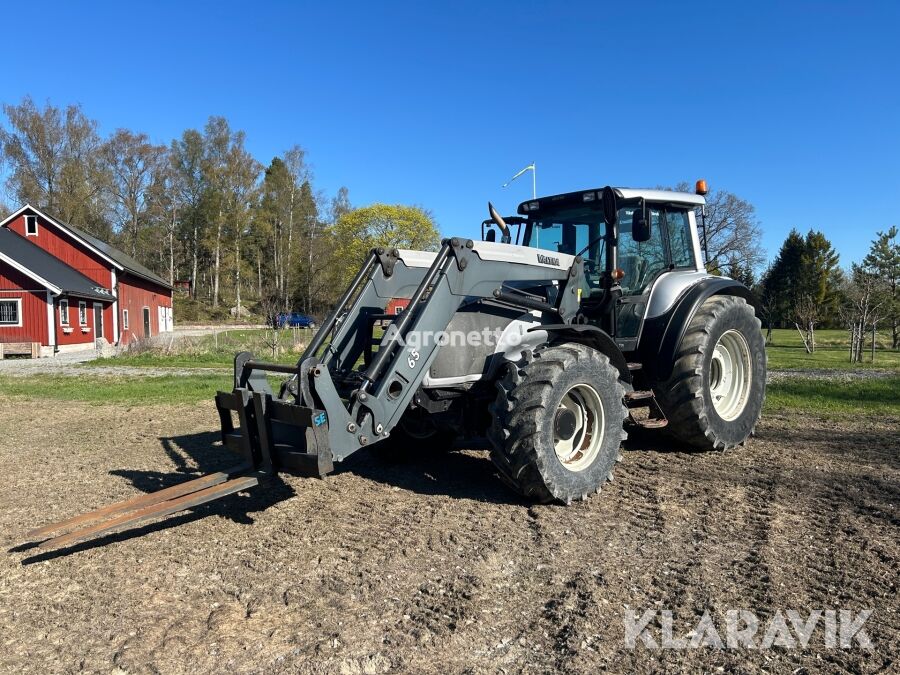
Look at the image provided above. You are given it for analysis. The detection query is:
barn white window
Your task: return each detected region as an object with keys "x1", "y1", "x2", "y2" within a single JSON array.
[
  {"x1": 78, "y1": 301, "x2": 88, "y2": 326},
  {"x1": 0, "y1": 298, "x2": 22, "y2": 326},
  {"x1": 59, "y1": 299, "x2": 69, "y2": 325},
  {"x1": 25, "y1": 215, "x2": 38, "y2": 236},
  {"x1": 122, "y1": 309, "x2": 129, "y2": 330}
]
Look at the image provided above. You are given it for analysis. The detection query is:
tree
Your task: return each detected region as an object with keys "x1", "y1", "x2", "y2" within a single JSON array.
[
  {"x1": 674, "y1": 182, "x2": 764, "y2": 273},
  {"x1": 0, "y1": 96, "x2": 109, "y2": 237},
  {"x1": 170, "y1": 129, "x2": 207, "y2": 296},
  {"x1": 257, "y1": 149, "x2": 313, "y2": 310},
  {"x1": 724, "y1": 255, "x2": 756, "y2": 288},
  {"x1": 760, "y1": 229, "x2": 805, "y2": 327},
  {"x1": 100, "y1": 129, "x2": 167, "y2": 257},
  {"x1": 330, "y1": 186, "x2": 352, "y2": 222},
  {"x1": 199, "y1": 117, "x2": 260, "y2": 309},
  {"x1": 862, "y1": 227, "x2": 900, "y2": 348},
  {"x1": 329, "y1": 204, "x2": 442, "y2": 287},
  {"x1": 842, "y1": 263, "x2": 889, "y2": 363},
  {"x1": 792, "y1": 230, "x2": 840, "y2": 347}
]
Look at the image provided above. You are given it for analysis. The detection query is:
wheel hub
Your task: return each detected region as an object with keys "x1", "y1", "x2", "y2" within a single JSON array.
[
  {"x1": 708, "y1": 329, "x2": 752, "y2": 421},
  {"x1": 553, "y1": 384, "x2": 605, "y2": 473},
  {"x1": 554, "y1": 408, "x2": 578, "y2": 441}
]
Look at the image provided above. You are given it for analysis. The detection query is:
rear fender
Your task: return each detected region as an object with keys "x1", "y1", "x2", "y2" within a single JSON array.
[{"x1": 639, "y1": 277, "x2": 756, "y2": 381}]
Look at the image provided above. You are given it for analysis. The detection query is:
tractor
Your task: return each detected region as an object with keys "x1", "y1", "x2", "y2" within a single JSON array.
[{"x1": 25, "y1": 182, "x2": 766, "y2": 550}]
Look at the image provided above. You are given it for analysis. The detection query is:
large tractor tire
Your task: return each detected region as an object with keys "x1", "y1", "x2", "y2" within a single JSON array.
[
  {"x1": 655, "y1": 295, "x2": 766, "y2": 450},
  {"x1": 488, "y1": 343, "x2": 628, "y2": 504}
]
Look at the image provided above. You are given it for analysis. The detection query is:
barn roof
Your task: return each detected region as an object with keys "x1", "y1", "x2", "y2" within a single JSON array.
[
  {"x1": 0, "y1": 227, "x2": 114, "y2": 301},
  {"x1": 0, "y1": 204, "x2": 173, "y2": 290},
  {"x1": 63, "y1": 220, "x2": 173, "y2": 290}
]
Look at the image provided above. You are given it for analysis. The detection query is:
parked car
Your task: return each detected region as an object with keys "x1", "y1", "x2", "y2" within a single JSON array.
[{"x1": 275, "y1": 312, "x2": 317, "y2": 329}]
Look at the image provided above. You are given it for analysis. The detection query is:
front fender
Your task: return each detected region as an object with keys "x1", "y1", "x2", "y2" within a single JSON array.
[{"x1": 531, "y1": 324, "x2": 632, "y2": 385}]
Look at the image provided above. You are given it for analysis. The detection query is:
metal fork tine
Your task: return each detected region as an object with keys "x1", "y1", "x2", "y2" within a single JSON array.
[
  {"x1": 37, "y1": 475, "x2": 260, "y2": 551},
  {"x1": 25, "y1": 465, "x2": 249, "y2": 543}
]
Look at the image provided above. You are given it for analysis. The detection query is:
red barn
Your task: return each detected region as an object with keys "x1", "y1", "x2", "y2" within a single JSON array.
[{"x1": 0, "y1": 205, "x2": 174, "y2": 356}]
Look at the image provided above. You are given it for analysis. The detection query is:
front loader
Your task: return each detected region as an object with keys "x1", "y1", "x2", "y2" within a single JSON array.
[{"x1": 24, "y1": 183, "x2": 766, "y2": 551}]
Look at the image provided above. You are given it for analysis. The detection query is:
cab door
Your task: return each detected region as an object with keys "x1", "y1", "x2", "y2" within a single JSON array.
[{"x1": 614, "y1": 206, "x2": 697, "y2": 350}]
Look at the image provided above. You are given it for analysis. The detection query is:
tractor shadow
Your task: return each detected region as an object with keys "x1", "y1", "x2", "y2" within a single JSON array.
[
  {"x1": 338, "y1": 437, "x2": 530, "y2": 506},
  {"x1": 14, "y1": 431, "x2": 294, "y2": 564}
]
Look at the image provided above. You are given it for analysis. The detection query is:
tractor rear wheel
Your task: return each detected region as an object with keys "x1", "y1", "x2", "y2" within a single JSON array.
[
  {"x1": 488, "y1": 343, "x2": 628, "y2": 504},
  {"x1": 655, "y1": 295, "x2": 765, "y2": 449}
]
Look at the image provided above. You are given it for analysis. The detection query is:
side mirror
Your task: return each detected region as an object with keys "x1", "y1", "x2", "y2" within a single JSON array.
[
  {"x1": 632, "y1": 201, "x2": 651, "y2": 242},
  {"x1": 485, "y1": 228, "x2": 497, "y2": 242},
  {"x1": 602, "y1": 186, "x2": 618, "y2": 227}
]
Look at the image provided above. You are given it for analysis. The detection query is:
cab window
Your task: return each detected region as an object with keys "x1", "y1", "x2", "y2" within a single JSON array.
[
  {"x1": 617, "y1": 206, "x2": 666, "y2": 295},
  {"x1": 665, "y1": 209, "x2": 695, "y2": 268}
]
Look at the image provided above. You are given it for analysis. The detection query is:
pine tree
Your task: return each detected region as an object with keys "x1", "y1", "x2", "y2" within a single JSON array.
[{"x1": 862, "y1": 227, "x2": 900, "y2": 348}]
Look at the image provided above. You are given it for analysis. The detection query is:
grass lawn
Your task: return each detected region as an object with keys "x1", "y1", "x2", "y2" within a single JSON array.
[
  {"x1": 765, "y1": 376, "x2": 900, "y2": 417},
  {"x1": 765, "y1": 328, "x2": 900, "y2": 371},
  {"x1": 90, "y1": 328, "x2": 311, "y2": 369},
  {"x1": 7, "y1": 326, "x2": 894, "y2": 419},
  {"x1": 0, "y1": 373, "x2": 230, "y2": 405}
]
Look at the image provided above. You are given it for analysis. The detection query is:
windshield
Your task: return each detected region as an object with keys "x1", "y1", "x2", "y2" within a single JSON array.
[{"x1": 526, "y1": 204, "x2": 681, "y2": 296}]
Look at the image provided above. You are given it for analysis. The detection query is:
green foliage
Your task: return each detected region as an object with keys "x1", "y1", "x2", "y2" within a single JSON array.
[
  {"x1": 760, "y1": 229, "x2": 842, "y2": 327},
  {"x1": 329, "y1": 203, "x2": 442, "y2": 286},
  {"x1": 724, "y1": 256, "x2": 755, "y2": 288},
  {"x1": 0, "y1": 96, "x2": 111, "y2": 239}
]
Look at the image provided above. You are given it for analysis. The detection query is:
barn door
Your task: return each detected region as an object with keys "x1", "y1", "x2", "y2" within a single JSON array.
[
  {"x1": 93, "y1": 304, "x2": 104, "y2": 341},
  {"x1": 143, "y1": 307, "x2": 151, "y2": 337}
]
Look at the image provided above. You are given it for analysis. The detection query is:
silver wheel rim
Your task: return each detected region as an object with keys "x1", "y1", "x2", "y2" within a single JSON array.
[
  {"x1": 554, "y1": 384, "x2": 605, "y2": 472},
  {"x1": 709, "y1": 329, "x2": 752, "y2": 421}
]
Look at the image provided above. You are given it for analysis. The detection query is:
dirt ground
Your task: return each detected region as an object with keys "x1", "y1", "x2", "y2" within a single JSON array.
[{"x1": 0, "y1": 398, "x2": 897, "y2": 674}]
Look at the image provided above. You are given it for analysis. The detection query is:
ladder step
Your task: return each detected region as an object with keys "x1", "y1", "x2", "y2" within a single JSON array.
[
  {"x1": 625, "y1": 390, "x2": 654, "y2": 403},
  {"x1": 634, "y1": 418, "x2": 668, "y2": 429}
]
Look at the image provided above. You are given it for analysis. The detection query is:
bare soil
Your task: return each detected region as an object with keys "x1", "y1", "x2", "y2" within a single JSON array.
[{"x1": 0, "y1": 398, "x2": 897, "y2": 674}]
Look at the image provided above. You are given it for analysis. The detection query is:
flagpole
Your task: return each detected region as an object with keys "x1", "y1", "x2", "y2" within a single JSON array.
[{"x1": 532, "y1": 162, "x2": 536, "y2": 199}]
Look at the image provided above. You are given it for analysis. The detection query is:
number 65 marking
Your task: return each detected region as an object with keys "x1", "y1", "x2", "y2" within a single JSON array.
[{"x1": 407, "y1": 349, "x2": 420, "y2": 369}]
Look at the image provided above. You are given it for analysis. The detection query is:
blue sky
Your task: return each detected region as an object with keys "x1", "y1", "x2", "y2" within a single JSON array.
[{"x1": 2, "y1": 0, "x2": 898, "y2": 268}]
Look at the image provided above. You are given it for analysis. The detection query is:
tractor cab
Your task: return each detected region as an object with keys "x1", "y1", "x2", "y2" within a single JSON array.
[{"x1": 494, "y1": 186, "x2": 707, "y2": 347}]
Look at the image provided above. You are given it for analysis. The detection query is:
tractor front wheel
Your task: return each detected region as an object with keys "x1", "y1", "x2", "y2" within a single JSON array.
[{"x1": 488, "y1": 343, "x2": 628, "y2": 504}]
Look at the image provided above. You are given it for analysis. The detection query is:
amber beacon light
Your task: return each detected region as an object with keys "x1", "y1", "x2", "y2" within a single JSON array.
[{"x1": 695, "y1": 179, "x2": 709, "y2": 196}]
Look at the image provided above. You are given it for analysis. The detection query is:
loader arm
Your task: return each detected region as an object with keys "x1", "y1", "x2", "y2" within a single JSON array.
[{"x1": 231, "y1": 238, "x2": 585, "y2": 469}]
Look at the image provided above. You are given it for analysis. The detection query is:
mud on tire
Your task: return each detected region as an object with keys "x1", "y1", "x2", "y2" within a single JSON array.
[
  {"x1": 655, "y1": 295, "x2": 766, "y2": 450},
  {"x1": 487, "y1": 343, "x2": 628, "y2": 504}
]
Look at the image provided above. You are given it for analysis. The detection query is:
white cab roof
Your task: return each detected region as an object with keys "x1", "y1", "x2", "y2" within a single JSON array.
[{"x1": 615, "y1": 188, "x2": 706, "y2": 206}]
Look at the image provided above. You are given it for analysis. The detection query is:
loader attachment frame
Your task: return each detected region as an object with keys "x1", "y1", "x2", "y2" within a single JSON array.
[
  {"x1": 219, "y1": 238, "x2": 585, "y2": 471},
  {"x1": 23, "y1": 238, "x2": 584, "y2": 551}
]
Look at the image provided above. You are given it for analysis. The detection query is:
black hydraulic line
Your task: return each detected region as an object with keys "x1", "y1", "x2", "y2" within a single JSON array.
[
  {"x1": 301, "y1": 252, "x2": 379, "y2": 361},
  {"x1": 492, "y1": 289, "x2": 559, "y2": 315},
  {"x1": 244, "y1": 360, "x2": 301, "y2": 375},
  {"x1": 359, "y1": 242, "x2": 452, "y2": 393}
]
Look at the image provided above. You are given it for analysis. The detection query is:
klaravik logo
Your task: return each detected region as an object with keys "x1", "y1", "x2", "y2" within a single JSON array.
[{"x1": 537, "y1": 253, "x2": 560, "y2": 266}]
